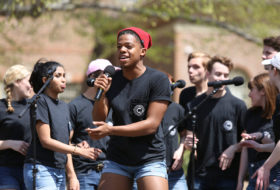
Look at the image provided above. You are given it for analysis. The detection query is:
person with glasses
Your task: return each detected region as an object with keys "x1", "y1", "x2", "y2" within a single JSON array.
[{"x1": 262, "y1": 36, "x2": 280, "y2": 70}]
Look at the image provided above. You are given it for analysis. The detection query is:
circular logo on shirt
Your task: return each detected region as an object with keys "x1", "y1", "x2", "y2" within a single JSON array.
[
  {"x1": 133, "y1": 104, "x2": 145, "y2": 117},
  {"x1": 168, "y1": 125, "x2": 176, "y2": 136},
  {"x1": 223, "y1": 120, "x2": 233, "y2": 131}
]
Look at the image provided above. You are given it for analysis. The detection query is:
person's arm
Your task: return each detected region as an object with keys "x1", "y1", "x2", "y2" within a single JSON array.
[
  {"x1": 171, "y1": 142, "x2": 185, "y2": 171},
  {"x1": 241, "y1": 132, "x2": 275, "y2": 152},
  {"x1": 184, "y1": 130, "x2": 199, "y2": 151},
  {"x1": 236, "y1": 147, "x2": 248, "y2": 190},
  {"x1": 240, "y1": 140, "x2": 275, "y2": 153},
  {"x1": 0, "y1": 140, "x2": 29, "y2": 155},
  {"x1": 91, "y1": 74, "x2": 112, "y2": 121},
  {"x1": 242, "y1": 131, "x2": 274, "y2": 144},
  {"x1": 219, "y1": 142, "x2": 241, "y2": 171},
  {"x1": 87, "y1": 100, "x2": 169, "y2": 139},
  {"x1": 92, "y1": 95, "x2": 110, "y2": 122},
  {"x1": 65, "y1": 130, "x2": 79, "y2": 190},
  {"x1": 252, "y1": 140, "x2": 280, "y2": 190},
  {"x1": 36, "y1": 121, "x2": 102, "y2": 160}
]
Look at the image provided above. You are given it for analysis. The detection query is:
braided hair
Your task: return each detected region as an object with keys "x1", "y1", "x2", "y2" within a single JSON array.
[{"x1": 3, "y1": 65, "x2": 30, "y2": 113}]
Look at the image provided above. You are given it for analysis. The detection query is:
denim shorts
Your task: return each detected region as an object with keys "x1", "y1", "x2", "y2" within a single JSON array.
[
  {"x1": 168, "y1": 168, "x2": 188, "y2": 190},
  {"x1": 0, "y1": 166, "x2": 26, "y2": 190},
  {"x1": 77, "y1": 169, "x2": 102, "y2": 190},
  {"x1": 102, "y1": 160, "x2": 168, "y2": 180},
  {"x1": 23, "y1": 163, "x2": 66, "y2": 190}
]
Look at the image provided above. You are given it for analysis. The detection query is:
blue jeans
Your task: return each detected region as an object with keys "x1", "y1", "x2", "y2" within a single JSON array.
[
  {"x1": 168, "y1": 168, "x2": 188, "y2": 190},
  {"x1": 23, "y1": 163, "x2": 65, "y2": 190},
  {"x1": 76, "y1": 169, "x2": 102, "y2": 190},
  {"x1": 193, "y1": 175, "x2": 237, "y2": 190},
  {"x1": 103, "y1": 160, "x2": 168, "y2": 180},
  {"x1": 247, "y1": 160, "x2": 280, "y2": 190},
  {"x1": 0, "y1": 166, "x2": 26, "y2": 190}
]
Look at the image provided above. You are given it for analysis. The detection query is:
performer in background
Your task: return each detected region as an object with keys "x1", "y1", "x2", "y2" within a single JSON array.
[
  {"x1": 0, "y1": 65, "x2": 32, "y2": 190},
  {"x1": 236, "y1": 73, "x2": 278, "y2": 190},
  {"x1": 253, "y1": 53, "x2": 280, "y2": 190},
  {"x1": 164, "y1": 73, "x2": 188, "y2": 190},
  {"x1": 67, "y1": 59, "x2": 116, "y2": 190},
  {"x1": 179, "y1": 52, "x2": 210, "y2": 108},
  {"x1": 184, "y1": 56, "x2": 247, "y2": 190},
  {"x1": 87, "y1": 27, "x2": 171, "y2": 190},
  {"x1": 23, "y1": 59, "x2": 101, "y2": 189}
]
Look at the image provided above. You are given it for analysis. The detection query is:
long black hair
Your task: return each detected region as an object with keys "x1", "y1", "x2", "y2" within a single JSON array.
[{"x1": 30, "y1": 59, "x2": 63, "y2": 93}]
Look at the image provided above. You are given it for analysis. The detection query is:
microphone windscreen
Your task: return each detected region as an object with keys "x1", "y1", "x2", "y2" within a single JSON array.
[
  {"x1": 104, "y1": 65, "x2": 116, "y2": 76},
  {"x1": 177, "y1": 80, "x2": 186, "y2": 88},
  {"x1": 233, "y1": 76, "x2": 244, "y2": 86}
]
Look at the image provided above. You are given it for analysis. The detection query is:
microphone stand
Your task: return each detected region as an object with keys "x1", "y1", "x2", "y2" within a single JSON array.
[
  {"x1": 165, "y1": 87, "x2": 219, "y2": 190},
  {"x1": 19, "y1": 75, "x2": 54, "y2": 190},
  {"x1": 188, "y1": 87, "x2": 219, "y2": 190}
]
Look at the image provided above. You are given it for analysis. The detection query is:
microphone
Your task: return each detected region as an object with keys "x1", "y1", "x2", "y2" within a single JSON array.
[
  {"x1": 171, "y1": 80, "x2": 186, "y2": 91},
  {"x1": 87, "y1": 78, "x2": 95, "y2": 87},
  {"x1": 94, "y1": 65, "x2": 116, "y2": 101},
  {"x1": 207, "y1": 76, "x2": 244, "y2": 88}
]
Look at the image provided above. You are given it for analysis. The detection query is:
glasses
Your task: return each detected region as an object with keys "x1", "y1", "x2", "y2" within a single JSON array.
[{"x1": 264, "y1": 65, "x2": 274, "y2": 71}]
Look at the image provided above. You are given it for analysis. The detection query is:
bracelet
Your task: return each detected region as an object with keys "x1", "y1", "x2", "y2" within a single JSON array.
[{"x1": 72, "y1": 145, "x2": 77, "y2": 154}]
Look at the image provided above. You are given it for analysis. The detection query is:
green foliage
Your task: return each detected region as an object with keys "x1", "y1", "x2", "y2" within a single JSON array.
[
  {"x1": 82, "y1": 10, "x2": 173, "y2": 65},
  {"x1": 2, "y1": 0, "x2": 280, "y2": 39},
  {"x1": 0, "y1": 0, "x2": 57, "y2": 18}
]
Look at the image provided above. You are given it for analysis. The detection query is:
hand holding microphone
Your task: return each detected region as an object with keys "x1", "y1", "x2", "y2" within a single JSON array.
[{"x1": 94, "y1": 65, "x2": 116, "y2": 101}]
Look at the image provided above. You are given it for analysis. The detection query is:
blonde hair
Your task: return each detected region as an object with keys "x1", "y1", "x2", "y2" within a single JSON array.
[
  {"x1": 3, "y1": 65, "x2": 30, "y2": 113},
  {"x1": 188, "y1": 52, "x2": 211, "y2": 68}
]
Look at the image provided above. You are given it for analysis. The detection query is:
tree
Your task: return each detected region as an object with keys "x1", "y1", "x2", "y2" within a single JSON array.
[{"x1": 1, "y1": 0, "x2": 279, "y2": 41}]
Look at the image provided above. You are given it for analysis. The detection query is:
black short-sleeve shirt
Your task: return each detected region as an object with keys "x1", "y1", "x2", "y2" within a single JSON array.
[
  {"x1": 245, "y1": 107, "x2": 274, "y2": 163},
  {"x1": 25, "y1": 93, "x2": 70, "y2": 169},
  {"x1": 273, "y1": 94, "x2": 280, "y2": 143},
  {"x1": 0, "y1": 99, "x2": 31, "y2": 166},
  {"x1": 162, "y1": 102, "x2": 185, "y2": 168},
  {"x1": 179, "y1": 86, "x2": 196, "y2": 109},
  {"x1": 106, "y1": 67, "x2": 171, "y2": 166},
  {"x1": 68, "y1": 94, "x2": 109, "y2": 173},
  {"x1": 184, "y1": 90, "x2": 247, "y2": 179}
]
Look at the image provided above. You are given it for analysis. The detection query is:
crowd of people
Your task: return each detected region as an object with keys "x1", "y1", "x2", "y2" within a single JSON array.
[{"x1": 0, "y1": 27, "x2": 280, "y2": 190}]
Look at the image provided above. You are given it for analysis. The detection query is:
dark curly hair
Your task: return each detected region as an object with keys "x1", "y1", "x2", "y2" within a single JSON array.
[
  {"x1": 263, "y1": 36, "x2": 280, "y2": 52},
  {"x1": 206, "y1": 55, "x2": 234, "y2": 72}
]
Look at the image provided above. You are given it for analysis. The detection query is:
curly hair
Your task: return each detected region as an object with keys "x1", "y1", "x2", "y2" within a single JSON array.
[{"x1": 206, "y1": 55, "x2": 234, "y2": 72}]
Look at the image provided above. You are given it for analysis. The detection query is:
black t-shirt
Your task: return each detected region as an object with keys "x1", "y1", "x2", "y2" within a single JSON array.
[
  {"x1": 0, "y1": 99, "x2": 31, "y2": 166},
  {"x1": 25, "y1": 93, "x2": 70, "y2": 169},
  {"x1": 184, "y1": 90, "x2": 246, "y2": 179},
  {"x1": 106, "y1": 67, "x2": 171, "y2": 166},
  {"x1": 245, "y1": 107, "x2": 274, "y2": 163},
  {"x1": 162, "y1": 102, "x2": 185, "y2": 168},
  {"x1": 179, "y1": 86, "x2": 196, "y2": 109},
  {"x1": 68, "y1": 94, "x2": 109, "y2": 173},
  {"x1": 273, "y1": 94, "x2": 280, "y2": 143}
]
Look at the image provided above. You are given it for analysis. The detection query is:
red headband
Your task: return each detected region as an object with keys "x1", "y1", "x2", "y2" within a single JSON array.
[{"x1": 118, "y1": 27, "x2": 152, "y2": 49}]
